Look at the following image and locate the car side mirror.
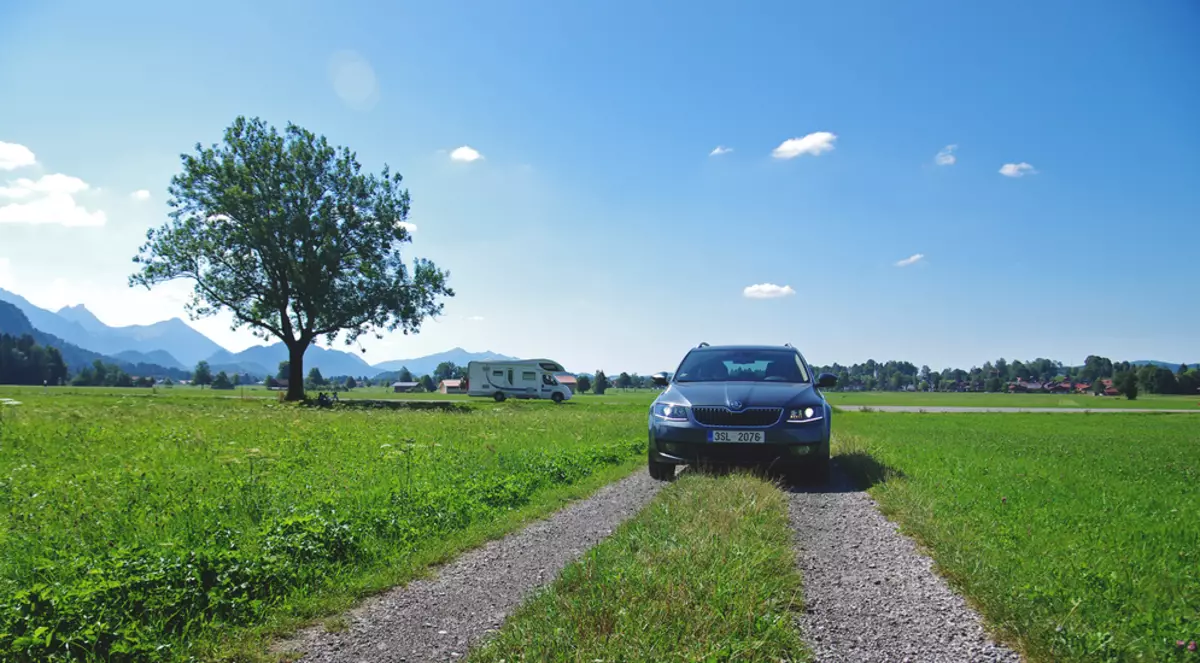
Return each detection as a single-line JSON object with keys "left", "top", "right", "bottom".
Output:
{"left": 817, "top": 372, "right": 838, "bottom": 389}
{"left": 651, "top": 372, "right": 669, "bottom": 387}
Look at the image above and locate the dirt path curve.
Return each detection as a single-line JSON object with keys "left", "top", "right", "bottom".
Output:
{"left": 836, "top": 405, "right": 1198, "bottom": 414}
{"left": 788, "top": 470, "right": 1022, "bottom": 663}
{"left": 275, "top": 471, "right": 661, "bottom": 663}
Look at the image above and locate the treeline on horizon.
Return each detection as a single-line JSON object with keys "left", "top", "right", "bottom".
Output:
{"left": 2, "top": 333, "right": 1197, "bottom": 398}
{"left": 810, "top": 355, "right": 1200, "bottom": 396}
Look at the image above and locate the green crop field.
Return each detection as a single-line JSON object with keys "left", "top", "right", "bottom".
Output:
{"left": 835, "top": 412, "right": 1200, "bottom": 662}
{"left": 0, "top": 387, "right": 647, "bottom": 662}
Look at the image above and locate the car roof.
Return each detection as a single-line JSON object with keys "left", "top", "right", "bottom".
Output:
{"left": 689, "top": 344, "right": 802, "bottom": 353}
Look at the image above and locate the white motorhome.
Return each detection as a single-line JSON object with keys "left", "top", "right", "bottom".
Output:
{"left": 466, "top": 359, "right": 574, "bottom": 403}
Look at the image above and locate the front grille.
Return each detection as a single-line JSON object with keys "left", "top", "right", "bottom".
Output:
{"left": 692, "top": 407, "right": 782, "bottom": 427}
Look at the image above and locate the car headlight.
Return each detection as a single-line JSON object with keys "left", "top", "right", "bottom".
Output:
{"left": 652, "top": 402, "right": 691, "bottom": 420}
{"left": 788, "top": 406, "right": 823, "bottom": 422}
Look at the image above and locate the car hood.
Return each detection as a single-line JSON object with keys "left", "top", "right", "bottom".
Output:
{"left": 663, "top": 382, "right": 823, "bottom": 409}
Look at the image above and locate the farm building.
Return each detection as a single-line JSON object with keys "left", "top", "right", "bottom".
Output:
{"left": 438, "top": 379, "right": 464, "bottom": 394}
{"left": 555, "top": 374, "right": 578, "bottom": 392}
{"left": 392, "top": 381, "right": 419, "bottom": 393}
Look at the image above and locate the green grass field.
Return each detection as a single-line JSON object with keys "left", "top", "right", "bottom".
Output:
{"left": 0, "top": 387, "right": 647, "bottom": 662}
{"left": 835, "top": 412, "right": 1200, "bottom": 662}
{"left": 467, "top": 472, "right": 808, "bottom": 663}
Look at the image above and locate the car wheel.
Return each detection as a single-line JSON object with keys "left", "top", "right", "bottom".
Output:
{"left": 494, "top": 391, "right": 506, "bottom": 402}
{"left": 551, "top": 392, "right": 563, "bottom": 404}
{"left": 648, "top": 458, "right": 675, "bottom": 481}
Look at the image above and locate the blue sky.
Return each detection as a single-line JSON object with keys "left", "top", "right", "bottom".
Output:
{"left": 1, "top": 0, "right": 1197, "bottom": 373}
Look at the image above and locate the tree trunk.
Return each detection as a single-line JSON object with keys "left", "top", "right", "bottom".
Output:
{"left": 286, "top": 342, "right": 307, "bottom": 401}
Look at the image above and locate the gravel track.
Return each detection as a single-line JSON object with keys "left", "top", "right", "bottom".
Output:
{"left": 275, "top": 471, "right": 661, "bottom": 663}
{"left": 788, "top": 469, "right": 1022, "bottom": 663}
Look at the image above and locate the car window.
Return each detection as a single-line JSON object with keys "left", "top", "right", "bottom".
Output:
{"left": 674, "top": 350, "right": 810, "bottom": 383}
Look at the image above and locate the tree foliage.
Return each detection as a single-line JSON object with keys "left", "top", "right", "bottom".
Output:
{"left": 211, "top": 371, "right": 233, "bottom": 390}
{"left": 193, "top": 360, "right": 213, "bottom": 387}
{"left": 593, "top": 370, "right": 609, "bottom": 395}
{"left": 0, "top": 334, "right": 68, "bottom": 386}
{"left": 129, "top": 116, "right": 452, "bottom": 400}
{"left": 575, "top": 374, "right": 591, "bottom": 394}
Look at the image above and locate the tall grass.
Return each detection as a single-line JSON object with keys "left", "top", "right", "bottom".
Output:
{"left": 0, "top": 392, "right": 646, "bottom": 661}
{"left": 835, "top": 412, "right": 1200, "bottom": 662}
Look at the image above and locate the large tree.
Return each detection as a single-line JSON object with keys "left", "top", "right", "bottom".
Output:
{"left": 130, "top": 116, "right": 452, "bottom": 400}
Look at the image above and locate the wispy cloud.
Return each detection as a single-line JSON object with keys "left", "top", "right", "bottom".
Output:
{"left": 131, "top": 189, "right": 151, "bottom": 201}
{"left": 999, "top": 162, "right": 1036, "bottom": 177}
{"left": 0, "top": 172, "right": 106, "bottom": 227}
{"left": 0, "top": 257, "right": 12, "bottom": 289}
{"left": 709, "top": 145, "right": 733, "bottom": 156}
{"left": 465, "top": 315, "right": 485, "bottom": 322}
{"left": 894, "top": 253, "right": 925, "bottom": 267}
{"left": 449, "top": 146, "right": 483, "bottom": 162}
{"left": 395, "top": 220, "right": 417, "bottom": 233}
{"left": 771, "top": 132, "right": 837, "bottom": 159}
{"left": 935, "top": 144, "right": 957, "bottom": 166}
{"left": 743, "top": 283, "right": 796, "bottom": 299}
{"left": 0, "top": 141, "right": 36, "bottom": 171}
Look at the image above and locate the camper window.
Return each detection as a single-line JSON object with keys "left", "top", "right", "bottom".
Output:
{"left": 542, "top": 374, "right": 556, "bottom": 386}
{"left": 492, "top": 370, "right": 504, "bottom": 378}
{"left": 522, "top": 371, "right": 536, "bottom": 382}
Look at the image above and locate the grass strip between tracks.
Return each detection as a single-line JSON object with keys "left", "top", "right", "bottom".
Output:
{"left": 467, "top": 471, "right": 809, "bottom": 663}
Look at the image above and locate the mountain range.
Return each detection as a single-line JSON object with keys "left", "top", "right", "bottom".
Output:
{"left": 0, "top": 288, "right": 521, "bottom": 379}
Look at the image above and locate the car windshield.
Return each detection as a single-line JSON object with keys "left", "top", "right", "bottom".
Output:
{"left": 674, "top": 349, "right": 811, "bottom": 383}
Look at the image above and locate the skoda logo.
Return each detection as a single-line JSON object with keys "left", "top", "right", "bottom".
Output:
{"left": 729, "top": 400, "right": 743, "bottom": 410}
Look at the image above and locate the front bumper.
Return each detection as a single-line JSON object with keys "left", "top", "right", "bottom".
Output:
{"left": 648, "top": 416, "right": 829, "bottom": 466}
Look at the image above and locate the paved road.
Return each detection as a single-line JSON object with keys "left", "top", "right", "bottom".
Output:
{"left": 836, "top": 405, "right": 1199, "bottom": 414}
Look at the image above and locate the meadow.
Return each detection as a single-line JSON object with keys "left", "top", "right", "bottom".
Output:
{"left": 0, "top": 387, "right": 647, "bottom": 662}
{"left": 835, "top": 411, "right": 1200, "bottom": 662}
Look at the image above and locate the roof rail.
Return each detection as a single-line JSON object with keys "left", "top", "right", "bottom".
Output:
{"left": 697, "top": 341, "right": 710, "bottom": 348}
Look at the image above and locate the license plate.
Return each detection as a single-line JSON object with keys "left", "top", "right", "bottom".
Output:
{"left": 709, "top": 430, "right": 765, "bottom": 443}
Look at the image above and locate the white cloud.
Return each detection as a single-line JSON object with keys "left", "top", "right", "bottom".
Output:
{"left": 465, "top": 315, "right": 485, "bottom": 322}
{"left": 743, "top": 283, "right": 796, "bottom": 299}
{"left": 449, "top": 146, "right": 483, "bottom": 162}
{"left": 771, "top": 132, "right": 837, "bottom": 159}
{"left": 0, "top": 172, "right": 105, "bottom": 227}
{"left": 0, "top": 257, "right": 12, "bottom": 289}
{"left": 895, "top": 253, "right": 925, "bottom": 267}
{"left": 0, "top": 194, "right": 107, "bottom": 227}
{"left": 935, "top": 144, "right": 957, "bottom": 166}
{"left": 709, "top": 145, "right": 733, "bottom": 156}
{"left": 396, "top": 220, "right": 417, "bottom": 233}
{"left": 0, "top": 142, "right": 36, "bottom": 171}
{"left": 131, "top": 189, "right": 151, "bottom": 201}
{"left": 0, "top": 174, "right": 90, "bottom": 198}
{"left": 999, "top": 162, "right": 1036, "bottom": 177}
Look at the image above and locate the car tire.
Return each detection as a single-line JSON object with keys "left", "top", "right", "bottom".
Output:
{"left": 551, "top": 392, "right": 563, "bottom": 404}
{"left": 648, "top": 458, "right": 675, "bottom": 481}
{"left": 493, "top": 391, "right": 506, "bottom": 402}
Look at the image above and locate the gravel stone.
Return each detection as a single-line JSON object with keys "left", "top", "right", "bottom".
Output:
{"left": 787, "top": 468, "right": 1021, "bottom": 662}
{"left": 276, "top": 471, "right": 661, "bottom": 662}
